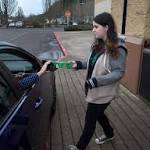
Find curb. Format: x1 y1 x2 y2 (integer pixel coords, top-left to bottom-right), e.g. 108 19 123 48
54 32 69 60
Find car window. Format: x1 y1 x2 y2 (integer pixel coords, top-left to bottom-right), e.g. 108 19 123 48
0 53 34 73
0 74 17 123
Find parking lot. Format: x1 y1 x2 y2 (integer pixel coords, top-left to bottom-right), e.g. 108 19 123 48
0 28 64 59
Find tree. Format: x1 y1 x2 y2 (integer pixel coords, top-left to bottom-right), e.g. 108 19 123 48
0 0 18 26
0 5 3 24
42 0 51 13
16 6 24 21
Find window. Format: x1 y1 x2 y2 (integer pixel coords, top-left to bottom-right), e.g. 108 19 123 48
80 0 86 4
0 53 34 73
0 74 17 122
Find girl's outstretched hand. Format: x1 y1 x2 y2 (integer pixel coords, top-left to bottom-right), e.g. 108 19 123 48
70 61 77 70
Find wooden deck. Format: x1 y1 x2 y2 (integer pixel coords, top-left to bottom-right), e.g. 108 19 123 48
50 69 150 150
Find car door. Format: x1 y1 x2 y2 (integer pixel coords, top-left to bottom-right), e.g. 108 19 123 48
0 61 36 150
0 44 55 150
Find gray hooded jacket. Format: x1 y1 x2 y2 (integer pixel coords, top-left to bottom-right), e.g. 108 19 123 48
76 37 127 104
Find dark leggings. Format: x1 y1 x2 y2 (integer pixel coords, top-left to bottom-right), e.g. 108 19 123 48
76 103 113 150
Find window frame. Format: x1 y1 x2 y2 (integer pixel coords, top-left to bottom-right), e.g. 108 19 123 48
0 45 42 73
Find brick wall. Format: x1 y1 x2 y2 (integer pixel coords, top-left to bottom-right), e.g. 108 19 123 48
144 0 150 38
95 0 111 15
95 0 150 38
125 0 146 37
111 0 124 33
69 0 94 23
111 0 150 38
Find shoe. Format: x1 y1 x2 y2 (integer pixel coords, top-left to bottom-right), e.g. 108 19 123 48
95 134 114 145
68 145 79 150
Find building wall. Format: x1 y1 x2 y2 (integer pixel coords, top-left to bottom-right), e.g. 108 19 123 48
125 0 146 37
111 0 124 34
144 0 150 38
78 0 94 22
111 0 150 38
64 0 94 24
95 0 150 38
95 0 111 16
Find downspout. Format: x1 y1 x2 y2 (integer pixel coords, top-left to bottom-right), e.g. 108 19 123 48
121 0 127 34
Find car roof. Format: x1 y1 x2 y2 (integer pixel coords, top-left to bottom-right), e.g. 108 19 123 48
0 41 16 47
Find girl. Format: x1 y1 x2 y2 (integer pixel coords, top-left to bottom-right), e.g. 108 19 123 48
68 12 127 150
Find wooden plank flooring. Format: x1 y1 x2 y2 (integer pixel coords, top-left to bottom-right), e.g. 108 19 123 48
50 69 150 150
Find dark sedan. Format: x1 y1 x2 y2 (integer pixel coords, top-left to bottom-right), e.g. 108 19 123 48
0 41 56 150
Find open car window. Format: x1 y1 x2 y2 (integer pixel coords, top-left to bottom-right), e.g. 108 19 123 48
0 53 34 73
0 45 42 74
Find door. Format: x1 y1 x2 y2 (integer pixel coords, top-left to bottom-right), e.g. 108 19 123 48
0 61 32 150
0 43 56 149
0 45 44 149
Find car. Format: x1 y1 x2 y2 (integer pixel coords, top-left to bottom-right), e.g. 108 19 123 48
72 22 78 26
15 21 23 28
8 22 15 28
0 41 56 150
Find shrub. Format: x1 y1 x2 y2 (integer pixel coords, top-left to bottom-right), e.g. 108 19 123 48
64 24 92 31
32 21 43 28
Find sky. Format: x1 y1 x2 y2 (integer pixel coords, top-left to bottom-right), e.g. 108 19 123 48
18 0 43 16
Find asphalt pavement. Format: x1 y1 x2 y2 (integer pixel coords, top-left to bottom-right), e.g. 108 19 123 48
0 28 94 61
56 31 94 61
0 28 64 60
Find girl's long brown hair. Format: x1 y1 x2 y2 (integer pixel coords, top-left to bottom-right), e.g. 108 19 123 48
92 12 119 58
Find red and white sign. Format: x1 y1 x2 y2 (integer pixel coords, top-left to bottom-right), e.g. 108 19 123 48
65 10 72 17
